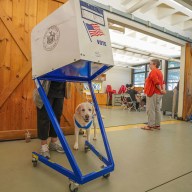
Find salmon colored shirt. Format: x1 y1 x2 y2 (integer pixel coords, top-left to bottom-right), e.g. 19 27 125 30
144 68 165 97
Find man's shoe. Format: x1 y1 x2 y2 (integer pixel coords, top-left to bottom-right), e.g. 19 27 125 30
40 144 50 159
49 140 64 153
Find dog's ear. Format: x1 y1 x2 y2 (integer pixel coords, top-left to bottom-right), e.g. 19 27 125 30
76 104 82 114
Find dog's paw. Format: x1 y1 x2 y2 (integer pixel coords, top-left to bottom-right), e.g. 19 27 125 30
83 133 87 137
93 137 97 140
73 143 79 150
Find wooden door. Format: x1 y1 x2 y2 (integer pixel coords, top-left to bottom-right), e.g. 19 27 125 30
0 0 82 141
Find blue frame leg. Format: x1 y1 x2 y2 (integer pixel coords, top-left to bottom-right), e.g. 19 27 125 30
32 77 114 186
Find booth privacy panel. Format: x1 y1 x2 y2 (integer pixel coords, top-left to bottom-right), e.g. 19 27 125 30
31 0 114 80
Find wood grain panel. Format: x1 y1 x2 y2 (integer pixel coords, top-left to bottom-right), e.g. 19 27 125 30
183 43 192 119
0 6 30 61
0 0 81 140
0 126 70 141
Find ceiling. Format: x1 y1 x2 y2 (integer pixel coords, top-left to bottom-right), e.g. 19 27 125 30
93 0 192 66
110 27 181 66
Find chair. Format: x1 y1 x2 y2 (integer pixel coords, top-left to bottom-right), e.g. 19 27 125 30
121 93 137 111
136 94 146 111
118 85 127 94
106 85 116 105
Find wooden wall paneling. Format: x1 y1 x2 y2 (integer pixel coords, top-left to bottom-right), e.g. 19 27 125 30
0 6 30 61
183 43 192 119
21 0 38 134
183 43 189 118
0 60 32 108
48 0 60 14
37 0 48 24
0 0 83 140
25 0 38 47
63 83 76 133
0 0 13 134
186 45 192 117
75 83 87 106
12 0 25 34
2 27 12 90
0 20 6 92
0 2 32 108
1 0 13 17
0 104 11 132
9 91 23 131
8 0 26 132
0 0 12 92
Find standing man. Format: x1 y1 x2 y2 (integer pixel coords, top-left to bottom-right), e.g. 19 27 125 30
34 81 66 159
141 59 166 131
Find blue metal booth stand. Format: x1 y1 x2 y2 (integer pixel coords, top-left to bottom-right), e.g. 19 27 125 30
32 61 115 192
31 0 115 190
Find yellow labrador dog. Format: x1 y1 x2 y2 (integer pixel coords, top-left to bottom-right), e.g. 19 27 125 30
73 102 97 150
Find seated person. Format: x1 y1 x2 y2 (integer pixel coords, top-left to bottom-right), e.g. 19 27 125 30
125 84 139 109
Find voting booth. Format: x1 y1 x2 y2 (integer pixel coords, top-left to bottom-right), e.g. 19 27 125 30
31 0 114 191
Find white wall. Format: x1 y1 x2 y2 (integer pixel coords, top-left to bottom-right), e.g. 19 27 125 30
102 66 131 93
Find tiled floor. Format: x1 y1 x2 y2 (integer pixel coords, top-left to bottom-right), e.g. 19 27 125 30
0 115 192 192
98 106 172 127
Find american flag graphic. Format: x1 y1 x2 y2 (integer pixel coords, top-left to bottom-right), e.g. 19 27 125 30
85 23 104 37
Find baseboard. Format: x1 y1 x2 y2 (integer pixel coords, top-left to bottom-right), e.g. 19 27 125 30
0 126 74 141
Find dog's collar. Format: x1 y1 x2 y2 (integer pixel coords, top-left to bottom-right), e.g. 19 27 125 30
75 119 93 129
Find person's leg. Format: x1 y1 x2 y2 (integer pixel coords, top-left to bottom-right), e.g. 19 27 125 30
146 95 156 127
155 94 163 129
49 97 65 153
136 102 139 109
37 105 51 159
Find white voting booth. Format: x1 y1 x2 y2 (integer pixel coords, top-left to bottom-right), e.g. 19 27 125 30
31 0 115 191
31 0 114 80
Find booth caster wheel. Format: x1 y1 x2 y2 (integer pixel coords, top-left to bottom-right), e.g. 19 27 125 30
103 173 110 178
101 165 110 178
69 181 79 192
84 145 90 153
32 155 38 167
32 159 38 167
33 161 38 167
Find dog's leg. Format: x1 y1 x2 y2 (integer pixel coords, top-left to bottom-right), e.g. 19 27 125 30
84 129 91 152
93 118 97 140
86 129 91 143
73 126 80 150
83 131 87 137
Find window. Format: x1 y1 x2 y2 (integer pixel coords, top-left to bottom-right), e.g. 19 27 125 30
166 61 180 90
132 62 162 87
84 82 102 92
132 64 146 87
133 73 145 87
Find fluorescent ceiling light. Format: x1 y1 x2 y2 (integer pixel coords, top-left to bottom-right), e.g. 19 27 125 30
113 53 148 64
109 29 181 58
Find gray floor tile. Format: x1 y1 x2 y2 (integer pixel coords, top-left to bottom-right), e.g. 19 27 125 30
149 173 192 192
0 122 192 192
99 108 172 127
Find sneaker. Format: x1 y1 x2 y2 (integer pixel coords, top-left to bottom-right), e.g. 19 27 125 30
49 140 64 153
40 144 50 159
